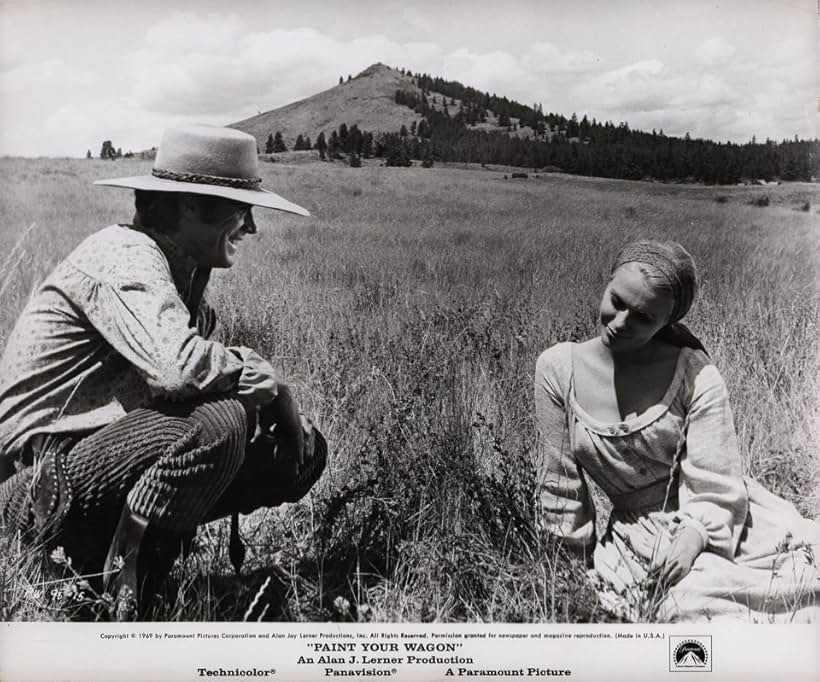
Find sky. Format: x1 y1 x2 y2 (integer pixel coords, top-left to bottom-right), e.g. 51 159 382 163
0 0 816 157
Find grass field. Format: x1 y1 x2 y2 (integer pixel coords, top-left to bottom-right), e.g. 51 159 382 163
1 157 818 622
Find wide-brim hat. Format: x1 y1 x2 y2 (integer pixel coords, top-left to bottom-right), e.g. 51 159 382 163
94 125 309 216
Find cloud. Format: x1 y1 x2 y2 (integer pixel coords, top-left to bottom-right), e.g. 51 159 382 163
1 7 815 155
125 12 608 120
695 37 735 68
571 60 674 113
0 59 95 96
525 42 602 73
128 18 417 115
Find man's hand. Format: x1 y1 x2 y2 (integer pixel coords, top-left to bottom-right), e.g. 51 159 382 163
248 384 327 506
648 525 704 586
257 384 305 468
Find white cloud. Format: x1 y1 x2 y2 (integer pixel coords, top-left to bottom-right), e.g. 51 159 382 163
571 60 674 114
695 37 736 68
125 13 607 121
0 59 94 95
525 42 602 73
0 5 815 155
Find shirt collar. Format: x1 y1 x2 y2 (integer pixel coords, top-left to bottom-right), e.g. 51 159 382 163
129 224 198 295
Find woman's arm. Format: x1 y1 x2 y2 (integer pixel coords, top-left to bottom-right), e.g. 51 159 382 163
676 358 748 560
534 345 596 554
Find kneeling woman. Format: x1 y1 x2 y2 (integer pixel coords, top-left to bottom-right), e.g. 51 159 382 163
534 241 819 622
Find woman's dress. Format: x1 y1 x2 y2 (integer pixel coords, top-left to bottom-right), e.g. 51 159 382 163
534 342 820 622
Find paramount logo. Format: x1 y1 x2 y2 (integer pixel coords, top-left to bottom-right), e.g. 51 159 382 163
669 636 712 673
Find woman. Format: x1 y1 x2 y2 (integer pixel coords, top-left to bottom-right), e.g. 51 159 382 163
534 240 819 622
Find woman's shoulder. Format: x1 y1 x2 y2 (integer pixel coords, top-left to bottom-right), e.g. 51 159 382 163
676 347 729 405
535 341 576 395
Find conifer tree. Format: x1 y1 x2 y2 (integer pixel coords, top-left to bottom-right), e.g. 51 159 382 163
272 131 287 152
328 130 340 158
99 140 116 160
265 133 275 154
315 132 327 160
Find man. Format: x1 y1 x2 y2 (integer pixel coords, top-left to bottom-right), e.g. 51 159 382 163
0 125 326 619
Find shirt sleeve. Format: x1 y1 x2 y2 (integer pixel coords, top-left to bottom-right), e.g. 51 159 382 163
534 345 596 550
677 359 748 559
78 256 278 409
195 295 219 341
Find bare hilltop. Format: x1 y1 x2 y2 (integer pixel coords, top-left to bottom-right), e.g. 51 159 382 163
230 63 423 151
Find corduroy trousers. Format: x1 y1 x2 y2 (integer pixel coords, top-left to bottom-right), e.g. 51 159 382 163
0 395 249 574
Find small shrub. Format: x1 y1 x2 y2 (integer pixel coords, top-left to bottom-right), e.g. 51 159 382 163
421 158 434 169
348 154 362 168
800 201 810 212
511 172 528 179
714 195 729 204
749 196 769 208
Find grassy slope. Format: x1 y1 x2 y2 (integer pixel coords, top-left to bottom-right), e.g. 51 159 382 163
230 64 422 151
0 157 818 622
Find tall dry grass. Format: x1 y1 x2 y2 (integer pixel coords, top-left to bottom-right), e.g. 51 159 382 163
0 158 817 622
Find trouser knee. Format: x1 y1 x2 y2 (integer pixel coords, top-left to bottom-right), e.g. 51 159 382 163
125 395 249 532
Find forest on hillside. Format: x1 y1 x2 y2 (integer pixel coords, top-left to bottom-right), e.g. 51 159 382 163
398 71 817 183
264 68 817 184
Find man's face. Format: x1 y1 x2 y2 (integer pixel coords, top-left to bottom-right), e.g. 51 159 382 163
175 195 255 268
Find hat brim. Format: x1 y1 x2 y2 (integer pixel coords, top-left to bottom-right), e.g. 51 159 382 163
93 175 310 216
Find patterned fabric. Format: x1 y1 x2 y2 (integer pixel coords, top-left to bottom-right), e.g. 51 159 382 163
0 223 278 471
535 342 820 622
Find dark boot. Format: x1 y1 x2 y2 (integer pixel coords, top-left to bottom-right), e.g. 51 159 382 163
102 502 190 620
103 504 147 620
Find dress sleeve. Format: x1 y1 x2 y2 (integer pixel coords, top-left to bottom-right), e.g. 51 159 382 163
534 345 596 550
79 258 278 410
677 358 748 559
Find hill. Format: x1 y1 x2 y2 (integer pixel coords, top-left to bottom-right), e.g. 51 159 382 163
230 63 531 153
229 63 817 184
230 63 423 150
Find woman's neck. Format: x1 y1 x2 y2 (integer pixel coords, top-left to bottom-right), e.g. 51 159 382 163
595 336 667 367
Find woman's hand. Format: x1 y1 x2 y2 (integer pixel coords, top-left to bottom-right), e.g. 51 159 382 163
649 525 704 586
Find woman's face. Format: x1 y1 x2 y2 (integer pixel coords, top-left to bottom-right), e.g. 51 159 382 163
599 263 674 353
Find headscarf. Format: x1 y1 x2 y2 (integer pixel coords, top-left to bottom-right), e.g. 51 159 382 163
611 240 707 353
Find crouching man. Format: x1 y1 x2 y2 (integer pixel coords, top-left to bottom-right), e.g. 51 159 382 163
0 125 326 619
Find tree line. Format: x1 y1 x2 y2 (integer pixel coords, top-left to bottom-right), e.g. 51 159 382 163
264 122 434 168
393 82 817 183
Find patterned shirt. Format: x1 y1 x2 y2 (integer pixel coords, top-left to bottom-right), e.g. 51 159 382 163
0 223 277 469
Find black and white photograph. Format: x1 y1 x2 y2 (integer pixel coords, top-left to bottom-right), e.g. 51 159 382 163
0 0 818 679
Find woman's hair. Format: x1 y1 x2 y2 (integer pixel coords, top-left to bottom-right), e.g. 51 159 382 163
625 261 675 303
134 190 255 233
610 240 706 353
611 240 698 323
